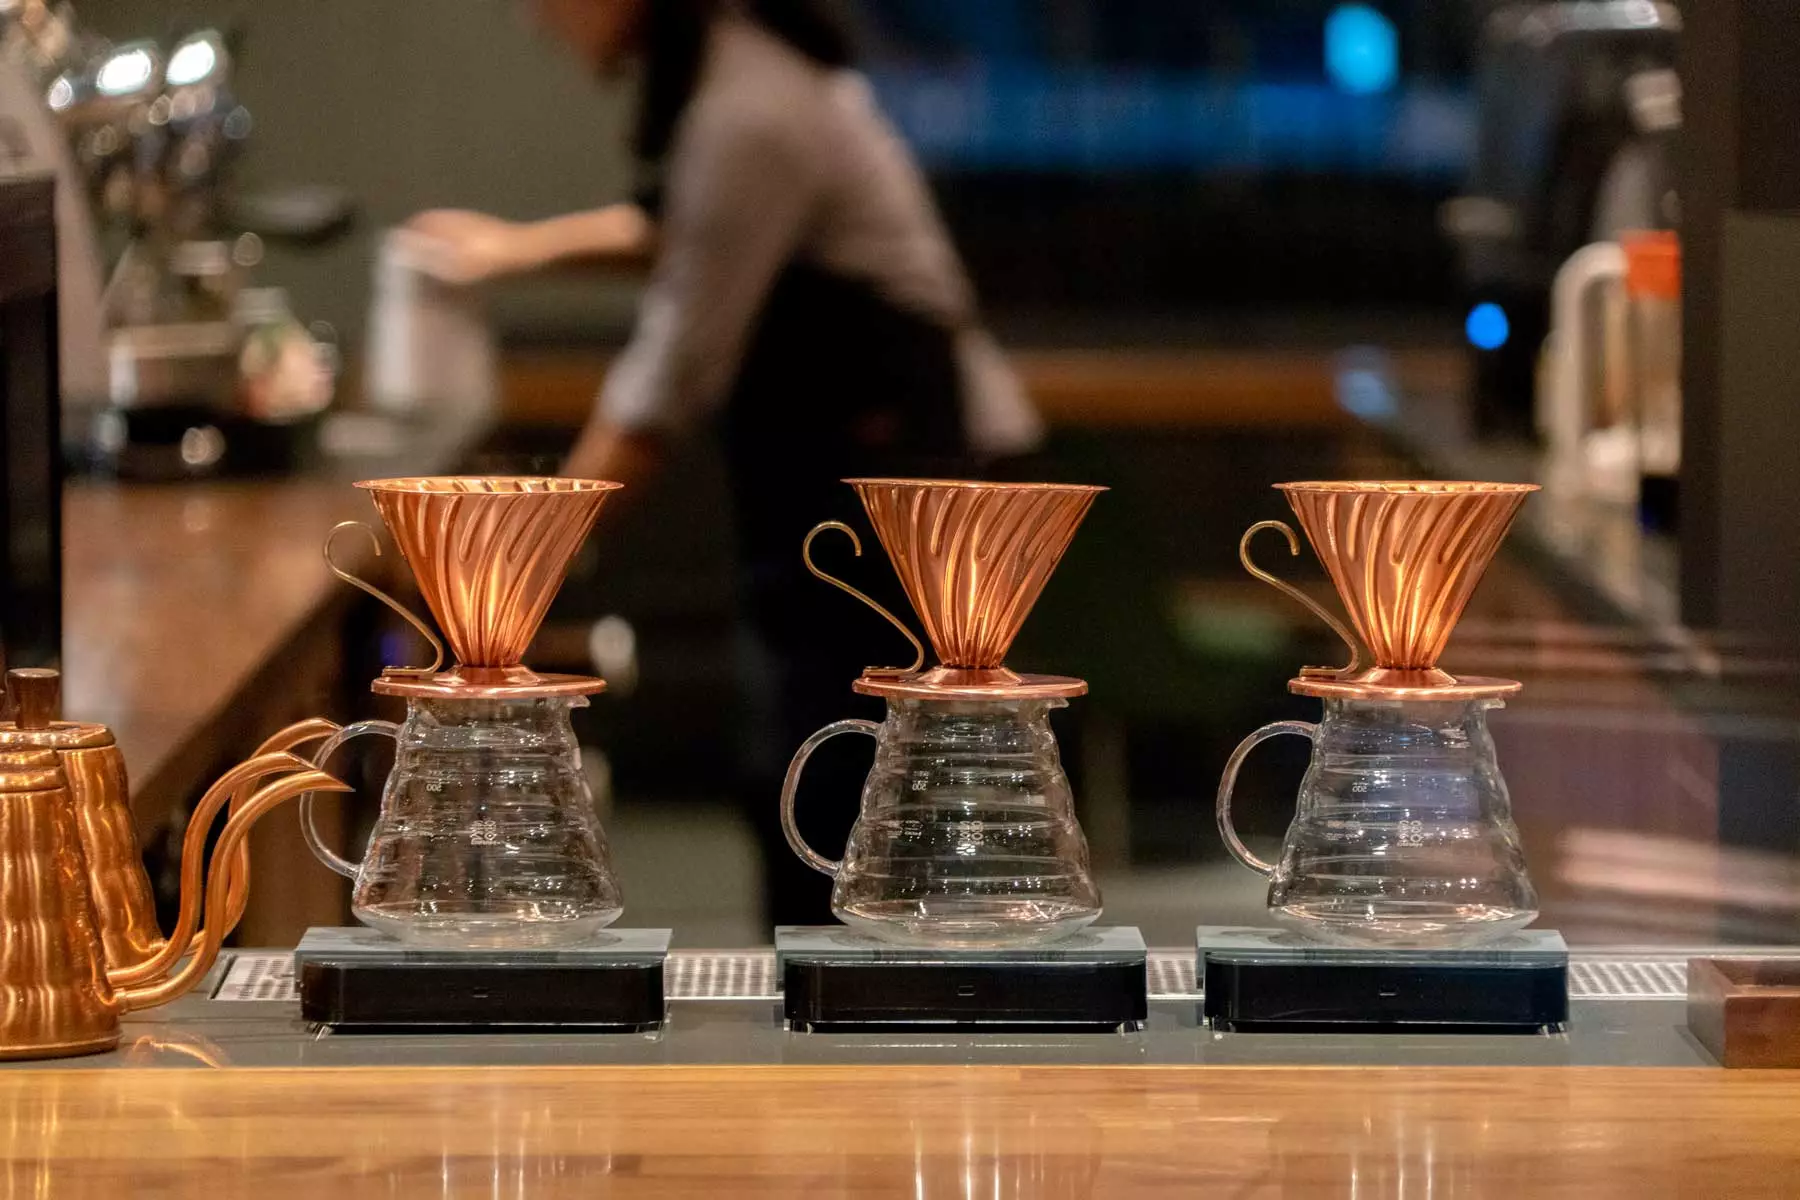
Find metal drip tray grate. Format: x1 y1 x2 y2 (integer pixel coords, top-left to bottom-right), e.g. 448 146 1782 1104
213 948 1701 1005
1147 950 1196 1000
1568 959 1686 999
214 952 298 1002
667 951 776 1000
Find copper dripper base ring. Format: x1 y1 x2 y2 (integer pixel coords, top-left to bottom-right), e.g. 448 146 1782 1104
371 666 607 700
1289 670 1521 702
852 666 1088 702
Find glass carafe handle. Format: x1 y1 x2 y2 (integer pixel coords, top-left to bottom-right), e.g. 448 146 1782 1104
299 720 402 879
1215 720 1317 877
780 719 880 877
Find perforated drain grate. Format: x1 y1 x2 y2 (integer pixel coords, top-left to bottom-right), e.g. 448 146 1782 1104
1147 951 1197 1000
214 952 297 1001
1568 959 1686 1000
212 949 1701 1004
667 951 776 999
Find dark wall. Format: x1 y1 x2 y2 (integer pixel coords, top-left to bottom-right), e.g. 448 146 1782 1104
1678 0 1800 639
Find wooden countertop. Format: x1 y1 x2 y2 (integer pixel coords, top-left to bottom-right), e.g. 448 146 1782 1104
5 1064 1798 1196
62 479 375 811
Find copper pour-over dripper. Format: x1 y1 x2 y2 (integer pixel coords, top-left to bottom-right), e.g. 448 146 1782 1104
807 478 1104 700
1243 481 1538 700
331 477 621 698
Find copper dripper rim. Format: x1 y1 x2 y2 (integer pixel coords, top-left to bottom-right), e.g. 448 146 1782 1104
1252 479 1537 698
343 475 620 679
1275 480 1540 496
1289 670 1521 701
853 667 1088 701
844 477 1108 495
355 476 623 496
371 667 607 700
837 477 1103 677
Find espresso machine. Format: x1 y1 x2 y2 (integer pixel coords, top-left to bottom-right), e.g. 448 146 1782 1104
776 479 1147 1032
2 2 351 478
1204 481 1568 1033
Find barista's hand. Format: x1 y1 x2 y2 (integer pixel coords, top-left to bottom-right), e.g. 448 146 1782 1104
404 209 541 282
405 205 654 282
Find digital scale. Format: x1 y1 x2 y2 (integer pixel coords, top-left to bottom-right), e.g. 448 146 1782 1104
294 927 670 1032
777 926 1148 1033
1198 926 1570 1033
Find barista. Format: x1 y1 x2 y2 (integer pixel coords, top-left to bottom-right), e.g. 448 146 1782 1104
408 0 1039 924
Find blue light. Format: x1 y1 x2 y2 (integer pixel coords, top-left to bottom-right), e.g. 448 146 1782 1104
1325 4 1400 96
1466 302 1510 351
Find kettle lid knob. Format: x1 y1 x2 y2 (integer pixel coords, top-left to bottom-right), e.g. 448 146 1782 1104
6 669 60 731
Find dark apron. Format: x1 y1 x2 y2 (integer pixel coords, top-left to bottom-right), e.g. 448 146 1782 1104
720 262 972 926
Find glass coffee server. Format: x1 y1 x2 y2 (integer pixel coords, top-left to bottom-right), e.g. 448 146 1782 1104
289 477 626 949
1216 481 1543 948
781 478 1107 947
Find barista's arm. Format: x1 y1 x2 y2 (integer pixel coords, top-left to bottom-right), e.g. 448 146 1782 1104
564 95 821 483
404 203 655 282
519 204 657 269
593 106 819 436
562 416 664 490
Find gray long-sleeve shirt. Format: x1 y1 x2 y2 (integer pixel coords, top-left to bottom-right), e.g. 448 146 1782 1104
598 13 1041 456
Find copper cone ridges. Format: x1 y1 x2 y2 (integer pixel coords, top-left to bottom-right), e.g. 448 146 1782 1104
848 479 1103 670
359 478 619 669
1277 481 1536 674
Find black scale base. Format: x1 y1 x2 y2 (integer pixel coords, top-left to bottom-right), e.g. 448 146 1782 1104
1198 926 1570 1034
294 927 670 1032
777 926 1148 1033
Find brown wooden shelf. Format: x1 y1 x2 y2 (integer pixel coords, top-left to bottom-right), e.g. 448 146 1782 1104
495 347 1371 431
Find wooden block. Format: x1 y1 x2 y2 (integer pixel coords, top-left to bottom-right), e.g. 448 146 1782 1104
1688 957 1800 1068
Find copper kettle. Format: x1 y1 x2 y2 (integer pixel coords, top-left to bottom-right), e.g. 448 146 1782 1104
0 668 337 986
0 745 347 1060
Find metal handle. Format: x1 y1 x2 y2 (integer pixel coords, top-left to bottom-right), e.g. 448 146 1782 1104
1545 241 1629 480
1215 720 1317 878
803 522 925 677
300 720 401 879
780 719 880 878
324 521 445 677
1239 521 1366 679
